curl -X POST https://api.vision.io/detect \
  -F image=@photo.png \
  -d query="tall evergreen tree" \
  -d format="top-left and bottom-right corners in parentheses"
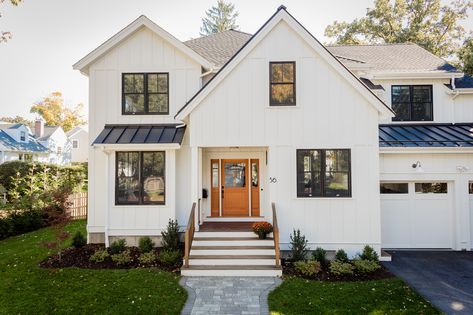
top-left (200, 0), bottom-right (239, 36)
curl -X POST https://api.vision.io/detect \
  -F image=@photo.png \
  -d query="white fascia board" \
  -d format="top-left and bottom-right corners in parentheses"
top-left (73, 15), bottom-right (212, 75)
top-left (380, 147), bottom-right (473, 154)
top-left (372, 71), bottom-right (464, 80)
top-left (93, 143), bottom-right (181, 151)
top-left (176, 9), bottom-right (394, 120)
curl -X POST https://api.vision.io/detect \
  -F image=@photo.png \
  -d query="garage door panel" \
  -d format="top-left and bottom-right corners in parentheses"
top-left (381, 183), bottom-right (453, 249)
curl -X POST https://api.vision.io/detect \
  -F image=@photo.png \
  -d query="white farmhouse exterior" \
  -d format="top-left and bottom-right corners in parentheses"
top-left (0, 122), bottom-right (49, 163)
top-left (74, 6), bottom-right (473, 276)
top-left (34, 119), bottom-right (72, 165)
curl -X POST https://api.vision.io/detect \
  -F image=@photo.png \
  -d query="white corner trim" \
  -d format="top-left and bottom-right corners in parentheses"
top-left (175, 9), bottom-right (394, 120)
top-left (73, 15), bottom-right (212, 75)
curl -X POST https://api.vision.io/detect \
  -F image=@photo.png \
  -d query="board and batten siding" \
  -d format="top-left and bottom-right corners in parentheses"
top-left (87, 27), bottom-right (201, 238)
top-left (187, 21), bottom-right (383, 255)
top-left (380, 152), bottom-right (473, 250)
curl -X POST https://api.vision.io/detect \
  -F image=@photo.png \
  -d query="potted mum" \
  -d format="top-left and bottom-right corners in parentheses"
top-left (252, 222), bottom-right (273, 239)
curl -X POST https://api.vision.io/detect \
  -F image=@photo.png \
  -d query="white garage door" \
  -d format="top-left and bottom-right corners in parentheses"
top-left (381, 182), bottom-right (453, 249)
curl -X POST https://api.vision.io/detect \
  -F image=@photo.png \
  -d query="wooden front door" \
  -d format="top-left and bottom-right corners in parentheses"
top-left (221, 159), bottom-right (249, 216)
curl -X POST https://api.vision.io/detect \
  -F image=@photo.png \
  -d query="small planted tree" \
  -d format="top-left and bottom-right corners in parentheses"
top-left (161, 219), bottom-right (179, 251)
top-left (289, 229), bottom-right (308, 261)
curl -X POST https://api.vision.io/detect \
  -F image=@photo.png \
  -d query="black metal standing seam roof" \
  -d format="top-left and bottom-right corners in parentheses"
top-left (379, 123), bottom-right (473, 147)
top-left (93, 124), bottom-right (186, 145)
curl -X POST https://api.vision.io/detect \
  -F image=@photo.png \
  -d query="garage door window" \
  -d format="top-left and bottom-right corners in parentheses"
top-left (415, 183), bottom-right (447, 194)
top-left (380, 183), bottom-right (408, 194)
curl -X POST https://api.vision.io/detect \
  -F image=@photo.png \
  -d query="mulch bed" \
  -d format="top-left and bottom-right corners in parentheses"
top-left (39, 244), bottom-right (182, 272)
top-left (282, 259), bottom-right (395, 282)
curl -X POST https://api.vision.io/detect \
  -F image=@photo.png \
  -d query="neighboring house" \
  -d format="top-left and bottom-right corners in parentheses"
top-left (0, 122), bottom-right (49, 163)
top-left (33, 119), bottom-right (71, 165)
top-left (74, 6), bottom-right (473, 276)
top-left (67, 126), bottom-right (88, 163)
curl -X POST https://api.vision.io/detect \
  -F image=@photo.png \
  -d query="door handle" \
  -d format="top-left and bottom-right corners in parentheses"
top-left (221, 186), bottom-right (224, 199)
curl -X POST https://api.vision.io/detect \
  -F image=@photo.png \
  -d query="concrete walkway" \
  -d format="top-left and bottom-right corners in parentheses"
top-left (383, 251), bottom-right (473, 315)
top-left (180, 277), bottom-right (282, 315)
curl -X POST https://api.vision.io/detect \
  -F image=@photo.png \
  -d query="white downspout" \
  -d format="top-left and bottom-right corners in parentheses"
top-left (104, 150), bottom-right (111, 247)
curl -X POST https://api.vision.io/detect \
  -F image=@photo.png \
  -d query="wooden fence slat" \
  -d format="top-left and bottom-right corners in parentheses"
top-left (67, 192), bottom-right (88, 220)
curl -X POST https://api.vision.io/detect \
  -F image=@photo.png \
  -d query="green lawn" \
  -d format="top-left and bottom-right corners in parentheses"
top-left (269, 277), bottom-right (441, 315)
top-left (0, 220), bottom-right (187, 315)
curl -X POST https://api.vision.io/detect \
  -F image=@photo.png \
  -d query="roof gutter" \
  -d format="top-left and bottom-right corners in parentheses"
top-left (372, 71), bottom-right (464, 80)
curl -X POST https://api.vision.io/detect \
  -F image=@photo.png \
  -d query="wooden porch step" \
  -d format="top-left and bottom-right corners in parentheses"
top-left (183, 265), bottom-right (282, 270)
top-left (194, 237), bottom-right (274, 241)
top-left (189, 255), bottom-right (275, 259)
top-left (191, 245), bottom-right (275, 250)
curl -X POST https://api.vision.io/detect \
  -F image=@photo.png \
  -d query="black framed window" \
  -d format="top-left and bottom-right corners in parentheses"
top-left (116, 151), bottom-right (165, 205)
top-left (270, 62), bottom-right (295, 106)
top-left (380, 183), bottom-right (408, 194)
top-left (415, 182), bottom-right (447, 194)
top-left (391, 85), bottom-right (433, 121)
top-left (20, 131), bottom-right (26, 141)
top-left (297, 149), bottom-right (351, 198)
top-left (122, 73), bottom-right (169, 115)
top-left (469, 182), bottom-right (473, 194)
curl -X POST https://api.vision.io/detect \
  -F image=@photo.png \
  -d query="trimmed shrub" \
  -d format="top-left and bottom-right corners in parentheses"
top-left (111, 250), bottom-right (132, 266)
top-left (138, 251), bottom-right (157, 265)
top-left (0, 209), bottom-right (44, 240)
top-left (329, 260), bottom-right (354, 276)
top-left (158, 249), bottom-right (182, 266)
top-left (353, 259), bottom-right (381, 274)
top-left (161, 219), bottom-right (180, 251)
top-left (90, 249), bottom-right (109, 263)
top-left (312, 247), bottom-right (328, 267)
top-left (71, 231), bottom-right (87, 248)
top-left (109, 239), bottom-right (127, 255)
top-left (335, 249), bottom-right (349, 263)
top-left (294, 260), bottom-right (321, 277)
top-left (359, 245), bottom-right (379, 262)
top-left (289, 229), bottom-right (308, 261)
top-left (138, 236), bottom-right (155, 253)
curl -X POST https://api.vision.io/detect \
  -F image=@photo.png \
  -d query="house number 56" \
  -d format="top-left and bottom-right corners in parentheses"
top-left (269, 177), bottom-right (277, 183)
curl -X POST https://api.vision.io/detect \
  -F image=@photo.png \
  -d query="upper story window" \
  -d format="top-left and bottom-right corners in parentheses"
top-left (296, 149), bottom-right (351, 198)
top-left (72, 140), bottom-right (79, 149)
top-left (270, 62), bottom-right (295, 106)
top-left (391, 85), bottom-right (433, 121)
top-left (20, 131), bottom-right (26, 142)
top-left (57, 146), bottom-right (62, 155)
top-left (122, 73), bottom-right (169, 115)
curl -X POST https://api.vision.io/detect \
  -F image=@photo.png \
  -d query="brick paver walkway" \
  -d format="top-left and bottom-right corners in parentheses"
top-left (180, 277), bottom-right (282, 315)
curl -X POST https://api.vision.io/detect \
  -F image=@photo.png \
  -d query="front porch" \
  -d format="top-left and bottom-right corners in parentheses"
top-left (189, 146), bottom-right (272, 228)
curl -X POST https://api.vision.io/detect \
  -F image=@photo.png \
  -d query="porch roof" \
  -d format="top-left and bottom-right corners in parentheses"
top-left (379, 123), bottom-right (473, 147)
top-left (93, 124), bottom-right (186, 145)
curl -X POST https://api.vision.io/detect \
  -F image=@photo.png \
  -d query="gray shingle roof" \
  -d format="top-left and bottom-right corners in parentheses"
top-left (184, 31), bottom-right (460, 75)
top-left (326, 43), bottom-right (459, 74)
top-left (37, 126), bottom-right (59, 141)
top-left (184, 30), bottom-right (252, 67)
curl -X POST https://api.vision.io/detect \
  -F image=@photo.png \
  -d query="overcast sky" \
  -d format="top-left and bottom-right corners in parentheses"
top-left (0, 0), bottom-right (472, 121)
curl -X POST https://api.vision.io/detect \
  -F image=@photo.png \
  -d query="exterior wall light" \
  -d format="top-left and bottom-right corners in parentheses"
top-left (412, 161), bottom-right (424, 173)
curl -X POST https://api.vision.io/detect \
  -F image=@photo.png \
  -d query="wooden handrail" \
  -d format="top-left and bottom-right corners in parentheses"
top-left (272, 202), bottom-right (280, 267)
top-left (184, 202), bottom-right (196, 268)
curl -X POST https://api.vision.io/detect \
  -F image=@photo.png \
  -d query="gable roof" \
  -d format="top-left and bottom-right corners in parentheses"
top-left (175, 6), bottom-right (394, 120)
top-left (73, 15), bottom-right (213, 75)
top-left (0, 130), bottom-right (48, 153)
top-left (184, 30), bottom-right (252, 68)
top-left (67, 126), bottom-right (88, 137)
top-left (327, 44), bottom-right (462, 77)
top-left (36, 126), bottom-right (59, 142)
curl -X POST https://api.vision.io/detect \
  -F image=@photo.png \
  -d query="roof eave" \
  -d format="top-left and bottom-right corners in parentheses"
top-left (372, 71), bottom-right (464, 80)
top-left (73, 15), bottom-right (213, 75)
top-left (175, 7), bottom-right (394, 121)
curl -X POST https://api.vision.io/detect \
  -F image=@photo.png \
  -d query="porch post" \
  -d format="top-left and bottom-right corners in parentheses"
top-left (190, 146), bottom-right (200, 231)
